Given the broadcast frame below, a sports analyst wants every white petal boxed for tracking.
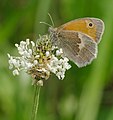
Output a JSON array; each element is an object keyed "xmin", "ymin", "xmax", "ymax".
[
  {"xmin": 46, "ymin": 51, "xmax": 50, "ymax": 57},
  {"xmin": 15, "ymin": 44, "xmax": 18, "ymax": 47},
  {"xmin": 35, "ymin": 55, "xmax": 40, "ymax": 58},
  {"xmin": 31, "ymin": 41, "xmax": 35, "ymax": 47},
  {"xmin": 26, "ymin": 39, "xmax": 30, "ymax": 45},
  {"xmin": 13, "ymin": 69, "xmax": 19, "ymax": 75},
  {"xmin": 56, "ymin": 50, "xmax": 60, "ymax": 56},
  {"xmin": 64, "ymin": 57, "xmax": 69, "ymax": 62},
  {"xmin": 20, "ymin": 41, "xmax": 26, "ymax": 45},
  {"xmin": 7, "ymin": 54, "xmax": 11, "ymax": 58},
  {"xmin": 9, "ymin": 64, "xmax": 13, "ymax": 69},
  {"xmin": 26, "ymin": 62, "xmax": 33, "ymax": 69},
  {"xmin": 21, "ymin": 61, "xmax": 25, "ymax": 67},
  {"xmin": 59, "ymin": 48, "xmax": 63, "ymax": 53},
  {"xmin": 61, "ymin": 74, "xmax": 65, "ymax": 80},
  {"xmin": 28, "ymin": 49, "xmax": 32, "ymax": 55},
  {"xmin": 12, "ymin": 59, "xmax": 17, "ymax": 65},
  {"xmin": 34, "ymin": 60, "xmax": 38, "ymax": 65}
]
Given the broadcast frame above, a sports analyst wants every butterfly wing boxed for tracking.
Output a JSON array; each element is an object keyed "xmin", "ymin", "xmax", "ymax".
[
  {"xmin": 58, "ymin": 18, "xmax": 104, "ymax": 44},
  {"xmin": 58, "ymin": 30, "xmax": 97, "ymax": 67}
]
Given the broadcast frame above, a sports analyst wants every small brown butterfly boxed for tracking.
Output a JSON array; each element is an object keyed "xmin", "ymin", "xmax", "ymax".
[{"xmin": 49, "ymin": 17, "xmax": 105, "ymax": 67}]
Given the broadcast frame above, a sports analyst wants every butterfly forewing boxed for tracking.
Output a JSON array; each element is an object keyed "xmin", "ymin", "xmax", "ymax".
[{"xmin": 58, "ymin": 18, "xmax": 104, "ymax": 43}]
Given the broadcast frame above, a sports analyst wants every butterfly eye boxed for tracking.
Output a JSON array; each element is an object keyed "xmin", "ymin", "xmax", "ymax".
[{"xmin": 88, "ymin": 22, "xmax": 94, "ymax": 28}]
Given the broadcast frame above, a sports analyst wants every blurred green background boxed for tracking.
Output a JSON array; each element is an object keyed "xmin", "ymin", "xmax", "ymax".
[{"xmin": 0, "ymin": 0, "xmax": 113, "ymax": 120}]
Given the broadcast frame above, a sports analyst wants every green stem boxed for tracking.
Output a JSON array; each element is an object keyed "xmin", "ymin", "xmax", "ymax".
[{"xmin": 31, "ymin": 85, "xmax": 41, "ymax": 120}]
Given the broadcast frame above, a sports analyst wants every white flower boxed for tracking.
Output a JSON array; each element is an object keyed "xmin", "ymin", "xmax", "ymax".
[
  {"xmin": 46, "ymin": 51, "xmax": 50, "ymax": 57},
  {"xmin": 56, "ymin": 72, "xmax": 65, "ymax": 79},
  {"xmin": 21, "ymin": 61, "xmax": 25, "ymax": 67},
  {"xmin": 42, "ymin": 68, "xmax": 47, "ymax": 72},
  {"xmin": 13, "ymin": 69, "xmax": 19, "ymax": 75},
  {"xmin": 8, "ymin": 35, "xmax": 72, "ymax": 86},
  {"xmin": 56, "ymin": 48, "xmax": 63, "ymax": 56},
  {"xmin": 9, "ymin": 65, "xmax": 13, "ymax": 69},
  {"xmin": 25, "ymin": 62, "xmax": 33, "ymax": 69},
  {"xmin": 34, "ymin": 60, "xmax": 38, "ymax": 65},
  {"xmin": 31, "ymin": 41, "xmax": 35, "ymax": 47},
  {"xmin": 15, "ymin": 44, "xmax": 18, "ymax": 47},
  {"xmin": 47, "ymin": 55, "xmax": 71, "ymax": 80},
  {"xmin": 35, "ymin": 55, "xmax": 40, "ymax": 58},
  {"xmin": 26, "ymin": 39, "xmax": 30, "ymax": 45},
  {"xmin": 28, "ymin": 49, "xmax": 32, "ymax": 55},
  {"xmin": 51, "ymin": 46, "xmax": 58, "ymax": 50}
]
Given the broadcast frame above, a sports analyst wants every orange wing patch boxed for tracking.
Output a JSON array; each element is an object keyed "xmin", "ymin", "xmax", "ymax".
[{"xmin": 62, "ymin": 19, "xmax": 97, "ymax": 42}]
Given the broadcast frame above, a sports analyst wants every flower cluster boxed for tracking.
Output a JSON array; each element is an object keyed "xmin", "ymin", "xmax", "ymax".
[{"xmin": 8, "ymin": 35, "xmax": 71, "ymax": 86}]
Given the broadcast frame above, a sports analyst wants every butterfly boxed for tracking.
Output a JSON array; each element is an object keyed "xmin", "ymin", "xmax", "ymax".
[{"xmin": 48, "ymin": 17, "xmax": 105, "ymax": 67}]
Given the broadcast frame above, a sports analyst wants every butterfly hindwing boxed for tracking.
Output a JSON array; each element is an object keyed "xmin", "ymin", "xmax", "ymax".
[{"xmin": 58, "ymin": 30, "xmax": 97, "ymax": 67}]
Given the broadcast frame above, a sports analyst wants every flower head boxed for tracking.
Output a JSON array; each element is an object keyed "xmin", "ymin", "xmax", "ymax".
[{"xmin": 8, "ymin": 35, "xmax": 71, "ymax": 86}]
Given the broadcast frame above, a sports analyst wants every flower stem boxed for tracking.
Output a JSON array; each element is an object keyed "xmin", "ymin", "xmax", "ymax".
[{"xmin": 31, "ymin": 85, "xmax": 41, "ymax": 120}]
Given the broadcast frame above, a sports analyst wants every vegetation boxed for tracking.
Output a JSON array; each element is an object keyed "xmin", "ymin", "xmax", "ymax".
[{"xmin": 0, "ymin": 0, "xmax": 113, "ymax": 120}]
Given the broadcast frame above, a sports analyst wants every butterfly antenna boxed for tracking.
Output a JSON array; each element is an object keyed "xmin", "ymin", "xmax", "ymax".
[
  {"xmin": 39, "ymin": 22, "xmax": 52, "ymax": 27},
  {"xmin": 48, "ymin": 13, "xmax": 54, "ymax": 27}
]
